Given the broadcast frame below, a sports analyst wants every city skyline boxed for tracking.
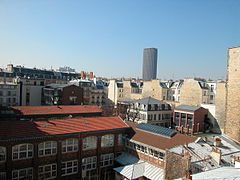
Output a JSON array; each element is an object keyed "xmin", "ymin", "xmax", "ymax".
[{"xmin": 0, "ymin": 0, "xmax": 239, "ymax": 79}]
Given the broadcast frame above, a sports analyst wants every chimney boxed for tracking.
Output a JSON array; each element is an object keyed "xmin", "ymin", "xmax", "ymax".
[
  {"xmin": 213, "ymin": 137, "xmax": 222, "ymax": 147},
  {"xmin": 183, "ymin": 172, "xmax": 192, "ymax": 180},
  {"xmin": 211, "ymin": 147, "xmax": 222, "ymax": 165},
  {"xmin": 234, "ymin": 156, "xmax": 240, "ymax": 168}
]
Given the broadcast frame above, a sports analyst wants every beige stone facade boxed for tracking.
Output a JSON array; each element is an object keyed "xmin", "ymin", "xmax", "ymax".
[
  {"xmin": 141, "ymin": 79, "xmax": 168, "ymax": 101},
  {"xmin": 215, "ymin": 81, "xmax": 226, "ymax": 132},
  {"xmin": 225, "ymin": 47, "xmax": 240, "ymax": 143},
  {"xmin": 180, "ymin": 78, "xmax": 209, "ymax": 106}
]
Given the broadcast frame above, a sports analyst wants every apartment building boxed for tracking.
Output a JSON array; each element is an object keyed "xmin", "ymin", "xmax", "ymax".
[
  {"xmin": 127, "ymin": 97, "xmax": 172, "ymax": 128},
  {"xmin": 173, "ymin": 105, "xmax": 208, "ymax": 134},
  {"xmin": 0, "ymin": 82, "xmax": 20, "ymax": 106},
  {"xmin": 225, "ymin": 46, "xmax": 240, "ymax": 143},
  {"xmin": 0, "ymin": 116, "xmax": 129, "ymax": 180},
  {"xmin": 43, "ymin": 84, "xmax": 84, "ymax": 105}
]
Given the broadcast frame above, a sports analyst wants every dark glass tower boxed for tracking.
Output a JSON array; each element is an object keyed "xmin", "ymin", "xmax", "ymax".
[{"xmin": 142, "ymin": 48, "xmax": 158, "ymax": 80}]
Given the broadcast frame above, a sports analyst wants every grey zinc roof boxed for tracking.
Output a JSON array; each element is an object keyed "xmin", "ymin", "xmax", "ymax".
[
  {"xmin": 113, "ymin": 162, "xmax": 164, "ymax": 180},
  {"xmin": 175, "ymin": 104, "xmax": 201, "ymax": 112},
  {"xmin": 134, "ymin": 97, "xmax": 167, "ymax": 105},
  {"xmin": 45, "ymin": 83, "xmax": 71, "ymax": 89},
  {"xmin": 118, "ymin": 98, "xmax": 136, "ymax": 103}
]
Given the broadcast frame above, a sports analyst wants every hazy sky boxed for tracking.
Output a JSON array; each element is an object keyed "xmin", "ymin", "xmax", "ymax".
[{"xmin": 0, "ymin": 0, "xmax": 239, "ymax": 80}]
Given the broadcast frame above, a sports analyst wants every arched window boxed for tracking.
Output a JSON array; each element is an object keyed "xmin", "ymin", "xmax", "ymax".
[
  {"xmin": 38, "ymin": 141, "xmax": 57, "ymax": 157},
  {"xmin": 12, "ymin": 144, "xmax": 33, "ymax": 160},
  {"xmin": 62, "ymin": 138, "xmax": 78, "ymax": 153},
  {"xmin": 101, "ymin": 134, "xmax": 114, "ymax": 147},
  {"xmin": 82, "ymin": 136, "xmax": 97, "ymax": 150},
  {"xmin": 0, "ymin": 146, "xmax": 6, "ymax": 162}
]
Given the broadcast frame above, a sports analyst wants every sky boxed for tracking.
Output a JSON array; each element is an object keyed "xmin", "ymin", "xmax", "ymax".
[{"xmin": 0, "ymin": 0, "xmax": 239, "ymax": 80}]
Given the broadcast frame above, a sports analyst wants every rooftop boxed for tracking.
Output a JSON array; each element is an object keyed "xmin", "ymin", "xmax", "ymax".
[
  {"xmin": 126, "ymin": 121, "xmax": 197, "ymax": 150},
  {"xmin": 0, "ymin": 105, "xmax": 102, "ymax": 116},
  {"xmin": 137, "ymin": 123, "xmax": 177, "ymax": 138},
  {"xmin": 0, "ymin": 116, "xmax": 129, "ymax": 141},
  {"xmin": 134, "ymin": 97, "xmax": 167, "ymax": 105},
  {"xmin": 175, "ymin": 104, "xmax": 202, "ymax": 112}
]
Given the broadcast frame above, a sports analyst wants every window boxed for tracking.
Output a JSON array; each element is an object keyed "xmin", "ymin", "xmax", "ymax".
[
  {"xmin": 12, "ymin": 144, "xmax": 33, "ymax": 160},
  {"xmin": 0, "ymin": 172, "xmax": 6, "ymax": 180},
  {"xmin": 38, "ymin": 163, "xmax": 57, "ymax": 180},
  {"xmin": 118, "ymin": 134, "xmax": 123, "ymax": 145},
  {"xmin": 38, "ymin": 141, "xmax": 57, "ymax": 157},
  {"xmin": 101, "ymin": 134, "xmax": 114, "ymax": 147},
  {"xmin": 62, "ymin": 138, "xmax": 78, "ymax": 153},
  {"xmin": 0, "ymin": 146, "xmax": 6, "ymax": 162},
  {"xmin": 61, "ymin": 160, "xmax": 78, "ymax": 176},
  {"xmin": 12, "ymin": 168, "xmax": 33, "ymax": 180},
  {"xmin": 82, "ymin": 156, "xmax": 97, "ymax": 171},
  {"xmin": 83, "ymin": 136, "xmax": 97, "ymax": 150},
  {"xmin": 100, "ymin": 153, "xmax": 114, "ymax": 167}
]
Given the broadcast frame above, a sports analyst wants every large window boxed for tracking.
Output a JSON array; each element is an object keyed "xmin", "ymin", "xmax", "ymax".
[
  {"xmin": 62, "ymin": 138, "xmax": 78, "ymax": 153},
  {"xmin": 118, "ymin": 134, "xmax": 123, "ymax": 145},
  {"xmin": 0, "ymin": 172, "xmax": 6, "ymax": 180},
  {"xmin": 61, "ymin": 160, "xmax": 78, "ymax": 176},
  {"xmin": 0, "ymin": 146, "xmax": 6, "ymax": 162},
  {"xmin": 12, "ymin": 168, "xmax": 33, "ymax": 180},
  {"xmin": 12, "ymin": 144, "xmax": 33, "ymax": 160},
  {"xmin": 101, "ymin": 134, "xmax": 114, "ymax": 147},
  {"xmin": 100, "ymin": 153, "xmax": 114, "ymax": 167},
  {"xmin": 38, "ymin": 163, "xmax": 57, "ymax": 180},
  {"xmin": 82, "ymin": 156, "xmax": 97, "ymax": 171},
  {"xmin": 82, "ymin": 136, "xmax": 97, "ymax": 150},
  {"xmin": 38, "ymin": 141, "xmax": 57, "ymax": 157}
]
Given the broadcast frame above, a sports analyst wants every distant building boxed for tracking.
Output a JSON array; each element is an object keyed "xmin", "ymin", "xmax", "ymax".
[
  {"xmin": 225, "ymin": 46, "xmax": 240, "ymax": 143},
  {"xmin": 0, "ymin": 82, "xmax": 20, "ymax": 106},
  {"xmin": 127, "ymin": 97, "xmax": 172, "ymax": 128},
  {"xmin": 43, "ymin": 84, "xmax": 84, "ymax": 105},
  {"xmin": 142, "ymin": 48, "xmax": 158, "ymax": 80},
  {"xmin": 173, "ymin": 104, "xmax": 208, "ymax": 134}
]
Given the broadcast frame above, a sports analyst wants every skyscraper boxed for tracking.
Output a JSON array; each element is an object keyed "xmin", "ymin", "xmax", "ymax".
[{"xmin": 142, "ymin": 48, "xmax": 158, "ymax": 80}]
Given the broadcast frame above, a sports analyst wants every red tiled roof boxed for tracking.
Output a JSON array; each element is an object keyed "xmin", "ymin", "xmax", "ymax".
[
  {"xmin": 8, "ymin": 105, "xmax": 102, "ymax": 116},
  {"xmin": 0, "ymin": 116, "xmax": 129, "ymax": 140},
  {"xmin": 126, "ymin": 122, "xmax": 197, "ymax": 150}
]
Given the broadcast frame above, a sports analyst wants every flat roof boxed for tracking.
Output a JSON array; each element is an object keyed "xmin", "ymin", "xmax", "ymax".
[{"xmin": 0, "ymin": 116, "xmax": 129, "ymax": 140}]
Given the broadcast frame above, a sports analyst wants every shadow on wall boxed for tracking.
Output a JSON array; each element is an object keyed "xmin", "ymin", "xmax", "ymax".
[{"xmin": 205, "ymin": 111, "xmax": 222, "ymax": 134}]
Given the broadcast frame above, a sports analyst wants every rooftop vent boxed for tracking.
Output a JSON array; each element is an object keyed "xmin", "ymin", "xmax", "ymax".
[{"xmin": 136, "ymin": 123, "xmax": 177, "ymax": 138}]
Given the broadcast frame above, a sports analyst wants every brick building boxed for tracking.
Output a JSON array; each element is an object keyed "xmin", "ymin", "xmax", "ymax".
[
  {"xmin": 114, "ymin": 122, "xmax": 196, "ymax": 179},
  {"xmin": 0, "ymin": 116, "xmax": 129, "ymax": 180},
  {"xmin": 43, "ymin": 84, "xmax": 84, "ymax": 105},
  {"xmin": 173, "ymin": 105, "xmax": 208, "ymax": 134}
]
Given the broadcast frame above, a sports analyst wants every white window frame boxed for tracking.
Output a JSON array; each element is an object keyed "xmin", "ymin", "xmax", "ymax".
[
  {"xmin": 38, "ymin": 141, "xmax": 57, "ymax": 157},
  {"xmin": 61, "ymin": 160, "xmax": 78, "ymax": 176},
  {"xmin": 12, "ymin": 144, "xmax": 33, "ymax": 160},
  {"xmin": 38, "ymin": 163, "xmax": 57, "ymax": 180},
  {"xmin": 101, "ymin": 134, "xmax": 114, "ymax": 147},
  {"xmin": 82, "ymin": 136, "xmax": 97, "ymax": 150},
  {"xmin": 100, "ymin": 153, "xmax": 114, "ymax": 167},
  {"xmin": 0, "ymin": 172, "xmax": 6, "ymax": 180},
  {"xmin": 62, "ymin": 138, "xmax": 78, "ymax": 153},
  {"xmin": 118, "ymin": 134, "xmax": 123, "ymax": 145},
  {"xmin": 12, "ymin": 167, "xmax": 33, "ymax": 180},
  {"xmin": 82, "ymin": 156, "xmax": 97, "ymax": 171},
  {"xmin": 0, "ymin": 146, "xmax": 6, "ymax": 162}
]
